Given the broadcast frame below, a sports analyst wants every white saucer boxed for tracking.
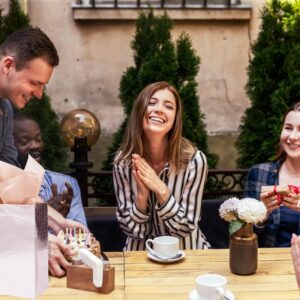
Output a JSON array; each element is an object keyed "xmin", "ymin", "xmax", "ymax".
[
  {"xmin": 147, "ymin": 250, "xmax": 185, "ymax": 263},
  {"xmin": 188, "ymin": 289, "xmax": 235, "ymax": 300}
]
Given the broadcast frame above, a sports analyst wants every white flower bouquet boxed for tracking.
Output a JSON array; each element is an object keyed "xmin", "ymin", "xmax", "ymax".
[{"xmin": 219, "ymin": 197, "xmax": 267, "ymax": 235}]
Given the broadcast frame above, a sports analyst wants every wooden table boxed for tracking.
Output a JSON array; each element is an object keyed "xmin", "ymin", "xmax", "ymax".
[
  {"xmin": 0, "ymin": 249, "xmax": 299, "ymax": 299},
  {"xmin": 124, "ymin": 248, "xmax": 299, "ymax": 300}
]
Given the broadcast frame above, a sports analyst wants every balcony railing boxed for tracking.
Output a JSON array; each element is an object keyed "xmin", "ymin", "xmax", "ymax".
[
  {"xmin": 70, "ymin": 169, "xmax": 248, "ymax": 206},
  {"xmin": 73, "ymin": 0, "xmax": 249, "ymax": 9}
]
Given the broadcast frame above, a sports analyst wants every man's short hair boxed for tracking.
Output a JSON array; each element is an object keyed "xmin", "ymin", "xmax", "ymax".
[
  {"xmin": 14, "ymin": 112, "xmax": 35, "ymax": 123},
  {"xmin": 0, "ymin": 27, "xmax": 59, "ymax": 70}
]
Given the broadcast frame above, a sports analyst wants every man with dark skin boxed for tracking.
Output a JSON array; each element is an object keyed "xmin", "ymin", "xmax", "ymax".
[{"xmin": 14, "ymin": 114, "xmax": 88, "ymax": 277}]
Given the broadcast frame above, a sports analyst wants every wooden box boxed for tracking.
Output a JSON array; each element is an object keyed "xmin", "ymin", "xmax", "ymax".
[{"xmin": 66, "ymin": 263, "xmax": 115, "ymax": 294}]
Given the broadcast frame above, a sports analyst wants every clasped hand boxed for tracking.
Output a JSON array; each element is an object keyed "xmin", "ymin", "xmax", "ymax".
[
  {"xmin": 48, "ymin": 182, "xmax": 73, "ymax": 217},
  {"xmin": 132, "ymin": 154, "xmax": 169, "ymax": 210}
]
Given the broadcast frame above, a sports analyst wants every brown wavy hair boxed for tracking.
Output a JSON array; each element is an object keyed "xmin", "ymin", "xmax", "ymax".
[
  {"xmin": 114, "ymin": 82, "xmax": 195, "ymax": 172},
  {"xmin": 274, "ymin": 102, "xmax": 300, "ymax": 161}
]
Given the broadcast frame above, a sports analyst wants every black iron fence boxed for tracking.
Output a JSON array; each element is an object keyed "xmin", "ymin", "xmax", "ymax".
[
  {"xmin": 74, "ymin": 0, "xmax": 245, "ymax": 9},
  {"xmin": 70, "ymin": 169, "xmax": 248, "ymax": 206}
]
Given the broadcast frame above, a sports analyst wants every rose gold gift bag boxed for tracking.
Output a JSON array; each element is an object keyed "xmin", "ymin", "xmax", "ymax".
[
  {"xmin": 0, "ymin": 158, "xmax": 47, "ymax": 298},
  {"xmin": 0, "ymin": 202, "xmax": 48, "ymax": 299}
]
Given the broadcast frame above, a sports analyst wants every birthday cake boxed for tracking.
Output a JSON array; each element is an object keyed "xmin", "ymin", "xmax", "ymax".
[
  {"xmin": 57, "ymin": 228, "xmax": 101, "ymax": 260},
  {"xmin": 62, "ymin": 228, "xmax": 115, "ymax": 294}
]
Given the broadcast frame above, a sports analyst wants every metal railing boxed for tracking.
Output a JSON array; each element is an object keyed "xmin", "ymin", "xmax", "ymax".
[
  {"xmin": 70, "ymin": 169, "xmax": 248, "ymax": 206},
  {"xmin": 74, "ymin": 0, "xmax": 246, "ymax": 9}
]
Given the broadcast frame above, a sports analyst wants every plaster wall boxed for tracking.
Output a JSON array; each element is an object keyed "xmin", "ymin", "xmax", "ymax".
[{"xmin": 0, "ymin": 0, "xmax": 265, "ymax": 168}]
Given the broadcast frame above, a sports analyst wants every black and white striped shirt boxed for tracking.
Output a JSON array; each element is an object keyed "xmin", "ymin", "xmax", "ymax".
[{"xmin": 113, "ymin": 150, "xmax": 211, "ymax": 251}]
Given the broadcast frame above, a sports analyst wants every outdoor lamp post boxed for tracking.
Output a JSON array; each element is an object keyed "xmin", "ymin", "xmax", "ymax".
[{"xmin": 60, "ymin": 108, "xmax": 101, "ymax": 207}]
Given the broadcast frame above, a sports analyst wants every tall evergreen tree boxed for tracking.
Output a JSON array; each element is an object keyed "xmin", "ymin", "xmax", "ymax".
[
  {"xmin": 236, "ymin": 0, "xmax": 300, "ymax": 168},
  {"xmin": 103, "ymin": 9, "xmax": 217, "ymax": 170},
  {"xmin": 0, "ymin": 0, "xmax": 29, "ymax": 38},
  {"xmin": 0, "ymin": 0, "xmax": 68, "ymax": 171}
]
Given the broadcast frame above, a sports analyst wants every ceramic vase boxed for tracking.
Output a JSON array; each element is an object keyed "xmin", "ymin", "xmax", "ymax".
[{"xmin": 229, "ymin": 223, "xmax": 258, "ymax": 275}]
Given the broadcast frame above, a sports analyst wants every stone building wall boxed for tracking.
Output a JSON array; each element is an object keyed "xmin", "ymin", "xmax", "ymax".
[{"xmin": 1, "ymin": 0, "xmax": 265, "ymax": 169}]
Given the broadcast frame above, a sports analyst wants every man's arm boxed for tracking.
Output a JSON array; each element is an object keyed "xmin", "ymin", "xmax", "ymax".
[
  {"xmin": 0, "ymin": 99, "xmax": 20, "ymax": 167},
  {"xmin": 65, "ymin": 177, "xmax": 87, "ymax": 226},
  {"xmin": 40, "ymin": 171, "xmax": 87, "ymax": 226},
  {"xmin": 47, "ymin": 204, "xmax": 86, "ymax": 234},
  {"xmin": 38, "ymin": 172, "xmax": 88, "ymax": 232},
  {"xmin": 34, "ymin": 196, "xmax": 85, "ymax": 233}
]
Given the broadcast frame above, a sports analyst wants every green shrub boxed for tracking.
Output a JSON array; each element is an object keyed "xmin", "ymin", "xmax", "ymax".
[
  {"xmin": 103, "ymin": 8, "xmax": 217, "ymax": 171},
  {"xmin": 0, "ymin": 0, "xmax": 68, "ymax": 171},
  {"xmin": 236, "ymin": 0, "xmax": 300, "ymax": 167}
]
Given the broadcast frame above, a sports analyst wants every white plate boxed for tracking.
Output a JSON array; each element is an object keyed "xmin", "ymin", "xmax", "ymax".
[
  {"xmin": 147, "ymin": 250, "xmax": 185, "ymax": 263},
  {"xmin": 188, "ymin": 289, "xmax": 235, "ymax": 300}
]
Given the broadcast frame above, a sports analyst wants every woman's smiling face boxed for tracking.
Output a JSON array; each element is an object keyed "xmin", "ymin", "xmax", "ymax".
[
  {"xmin": 280, "ymin": 111, "xmax": 300, "ymax": 160},
  {"xmin": 142, "ymin": 88, "xmax": 177, "ymax": 138}
]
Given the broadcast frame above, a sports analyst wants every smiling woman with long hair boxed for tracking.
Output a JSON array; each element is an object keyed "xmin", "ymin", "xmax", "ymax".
[
  {"xmin": 244, "ymin": 102, "xmax": 300, "ymax": 247},
  {"xmin": 113, "ymin": 82, "xmax": 210, "ymax": 251}
]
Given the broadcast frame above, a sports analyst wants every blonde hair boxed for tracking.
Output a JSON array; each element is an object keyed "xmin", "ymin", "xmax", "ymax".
[{"xmin": 114, "ymin": 82, "xmax": 195, "ymax": 173}]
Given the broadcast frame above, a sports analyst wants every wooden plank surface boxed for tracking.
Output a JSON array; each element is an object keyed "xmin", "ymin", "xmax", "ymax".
[
  {"xmin": 1, "ymin": 249, "xmax": 299, "ymax": 300},
  {"xmin": 123, "ymin": 248, "xmax": 299, "ymax": 300}
]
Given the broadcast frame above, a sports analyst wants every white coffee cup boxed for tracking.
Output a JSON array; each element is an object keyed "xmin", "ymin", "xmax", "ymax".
[
  {"xmin": 196, "ymin": 274, "xmax": 227, "ymax": 300},
  {"xmin": 145, "ymin": 236, "xmax": 179, "ymax": 259}
]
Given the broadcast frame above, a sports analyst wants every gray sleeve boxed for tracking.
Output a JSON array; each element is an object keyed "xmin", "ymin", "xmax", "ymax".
[{"xmin": 0, "ymin": 99, "xmax": 19, "ymax": 167}]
